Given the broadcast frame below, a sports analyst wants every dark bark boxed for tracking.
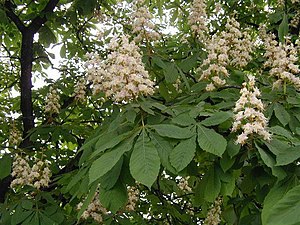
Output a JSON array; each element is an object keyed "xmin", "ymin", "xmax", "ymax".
[
  {"xmin": 0, "ymin": 176, "xmax": 12, "ymax": 203},
  {"xmin": 20, "ymin": 31, "xmax": 35, "ymax": 140},
  {"xmin": 5, "ymin": 0, "xmax": 60, "ymax": 142},
  {"xmin": 1, "ymin": 0, "xmax": 60, "ymax": 202}
]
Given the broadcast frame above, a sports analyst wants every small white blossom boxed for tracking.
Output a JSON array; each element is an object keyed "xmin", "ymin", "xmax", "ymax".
[
  {"xmin": 77, "ymin": 191, "xmax": 108, "ymax": 224},
  {"xmin": 261, "ymin": 27, "xmax": 300, "ymax": 90},
  {"xmin": 204, "ymin": 197, "xmax": 222, "ymax": 225},
  {"xmin": 188, "ymin": 0, "xmax": 208, "ymax": 41},
  {"xmin": 45, "ymin": 87, "xmax": 60, "ymax": 114},
  {"xmin": 131, "ymin": 0, "xmax": 160, "ymax": 43},
  {"xmin": 232, "ymin": 75, "xmax": 271, "ymax": 145},
  {"xmin": 126, "ymin": 186, "xmax": 140, "ymax": 211},
  {"xmin": 86, "ymin": 35, "xmax": 155, "ymax": 102},
  {"xmin": 73, "ymin": 79, "xmax": 86, "ymax": 102},
  {"xmin": 9, "ymin": 122, "xmax": 22, "ymax": 147},
  {"xmin": 178, "ymin": 176, "xmax": 192, "ymax": 193},
  {"xmin": 11, "ymin": 155, "xmax": 51, "ymax": 190},
  {"xmin": 198, "ymin": 18, "xmax": 253, "ymax": 91}
]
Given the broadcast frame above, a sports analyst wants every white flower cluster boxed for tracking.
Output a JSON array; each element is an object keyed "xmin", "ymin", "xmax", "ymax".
[
  {"xmin": 204, "ymin": 197, "xmax": 222, "ymax": 225},
  {"xmin": 77, "ymin": 192, "xmax": 108, "ymax": 224},
  {"xmin": 262, "ymin": 31, "xmax": 300, "ymax": 90},
  {"xmin": 131, "ymin": 0, "xmax": 160, "ymax": 43},
  {"xmin": 178, "ymin": 176, "xmax": 192, "ymax": 193},
  {"xmin": 125, "ymin": 186, "xmax": 140, "ymax": 211},
  {"xmin": 188, "ymin": 0, "xmax": 208, "ymax": 41},
  {"xmin": 232, "ymin": 75, "xmax": 271, "ymax": 145},
  {"xmin": 86, "ymin": 35, "xmax": 155, "ymax": 102},
  {"xmin": 45, "ymin": 87, "xmax": 60, "ymax": 114},
  {"xmin": 9, "ymin": 123, "xmax": 22, "ymax": 147},
  {"xmin": 74, "ymin": 79, "xmax": 86, "ymax": 102},
  {"xmin": 290, "ymin": 11, "xmax": 300, "ymax": 28},
  {"xmin": 11, "ymin": 155, "xmax": 51, "ymax": 190},
  {"xmin": 198, "ymin": 18, "xmax": 253, "ymax": 91}
]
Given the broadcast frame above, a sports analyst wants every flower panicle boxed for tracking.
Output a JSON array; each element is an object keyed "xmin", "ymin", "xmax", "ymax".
[
  {"xmin": 232, "ymin": 75, "xmax": 271, "ymax": 145},
  {"xmin": 86, "ymin": 35, "xmax": 155, "ymax": 103}
]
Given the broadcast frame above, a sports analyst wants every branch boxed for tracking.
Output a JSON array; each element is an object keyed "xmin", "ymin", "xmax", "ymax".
[
  {"xmin": 1, "ymin": 44, "xmax": 20, "ymax": 60},
  {"xmin": 4, "ymin": 0, "xmax": 26, "ymax": 33},
  {"xmin": 28, "ymin": 0, "xmax": 60, "ymax": 33}
]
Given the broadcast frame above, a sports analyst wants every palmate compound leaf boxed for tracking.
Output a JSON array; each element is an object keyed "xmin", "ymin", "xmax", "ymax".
[
  {"xmin": 266, "ymin": 184, "xmax": 300, "ymax": 225},
  {"xmin": 197, "ymin": 125, "xmax": 227, "ymax": 157},
  {"xmin": 89, "ymin": 136, "xmax": 135, "ymax": 185},
  {"xmin": 169, "ymin": 136, "xmax": 196, "ymax": 172},
  {"xmin": 129, "ymin": 129, "xmax": 160, "ymax": 189}
]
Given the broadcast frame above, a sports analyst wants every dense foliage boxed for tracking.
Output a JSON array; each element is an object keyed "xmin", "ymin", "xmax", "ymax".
[{"xmin": 1, "ymin": 0, "xmax": 300, "ymax": 224}]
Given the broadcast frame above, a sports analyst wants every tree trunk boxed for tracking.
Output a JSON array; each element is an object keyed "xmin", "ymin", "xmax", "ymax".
[{"xmin": 20, "ymin": 30, "xmax": 35, "ymax": 145}]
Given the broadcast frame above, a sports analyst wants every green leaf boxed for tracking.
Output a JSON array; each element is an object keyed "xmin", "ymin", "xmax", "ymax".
[
  {"xmin": 11, "ymin": 206, "xmax": 33, "ymax": 225},
  {"xmin": 159, "ymin": 82, "xmax": 172, "ymax": 101},
  {"xmin": 178, "ymin": 53, "xmax": 199, "ymax": 73},
  {"xmin": 201, "ymin": 112, "xmax": 232, "ymax": 127},
  {"xmin": 39, "ymin": 25, "xmax": 57, "ymax": 48},
  {"xmin": 256, "ymin": 142, "xmax": 286, "ymax": 180},
  {"xmin": 22, "ymin": 212, "xmax": 40, "ymax": 225},
  {"xmin": 197, "ymin": 125, "xmax": 227, "ymax": 157},
  {"xmin": 152, "ymin": 56, "xmax": 166, "ymax": 69},
  {"xmin": 66, "ymin": 168, "xmax": 88, "ymax": 192},
  {"xmin": 21, "ymin": 200, "xmax": 33, "ymax": 210},
  {"xmin": 278, "ymin": 13, "xmax": 289, "ymax": 43},
  {"xmin": 129, "ymin": 130, "xmax": 160, "ymax": 188},
  {"xmin": 0, "ymin": 9, "xmax": 9, "ymax": 25},
  {"xmin": 20, "ymin": 213, "xmax": 35, "ymax": 225},
  {"xmin": 204, "ymin": 165, "xmax": 221, "ymax": 202},
  {"xmin": 99, "ymin": 181, "xmax": 127, "ymax": 213},
  {"xmin": 220, "ymin": 153, "xmax": 235, "ymax": 172},
  {"xmin": 99, "ymin": 157, "xmax": 123, "ymax": 190},
  {"xmin": 269, "ymin": 126, "xmax": 294, "ymax": 141},
  {"xmin": 140, "ymin": 101, "xmax": 155, "ymax": 115},
  {"xmin": 149, "ymin": 132, "xmax": 177, "ymax": 174},
  {"xmin": 276, "ymin": 145, "xmax": 300, "ymax": 166},
  {"xmin": 60, "ymin": 43, "xmax": 66, "ymax": 58},
  {"xmin": 89, "ymin": 138, "xmax": 134, "ymax": 184},
  {"xmin": 274, "ymin": 103, "xmax": 290, "ymax": 126},
  {"xmin": 266, "ymin": 184, "xmax": 300, "ymax": 225},
  {"xmin": 226, "ymin": 138, "xmax": 241, "ymax": 158},
  {"xmin": 90, "ymin": 131, "xmax": 132, "ymax": 159},
  {"xmin": 220, "ymin": 171, "xmax": 236, "ymax": 197},
  {"xmin": 40, "ymin": 213, "xmax": 57, "ymax": 225},
  {"xmin": 171, "ymin": 113, "xmax": 195, "ymax": 126},
  {"xmin": 0, "ymin": 154, "xmax": 12, "ymax": 180},
  {"xmin": 151, "ymin": 124, "xmax": 194, "ymax": 139},
  {"xmin": 178, "ymin": 65, "xmax": 191, "ymax": 90},
  {"xmin": 262, "ymin": 179, "xmax": 298, "ymax": 224},
  {"xmin": 169, "ymin": 136, "xmax": 196, "ymax": 172},
  {"xmin": 265, "ymin": 138, "xmax": 290, "ymax": 155},
  {"xmin": 77, "ymin": 184, "xmax": 98, "ymax": 220},
  {"xmin": 163, "ymin": 62, "xmax": 179, "ymax": 83}
]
